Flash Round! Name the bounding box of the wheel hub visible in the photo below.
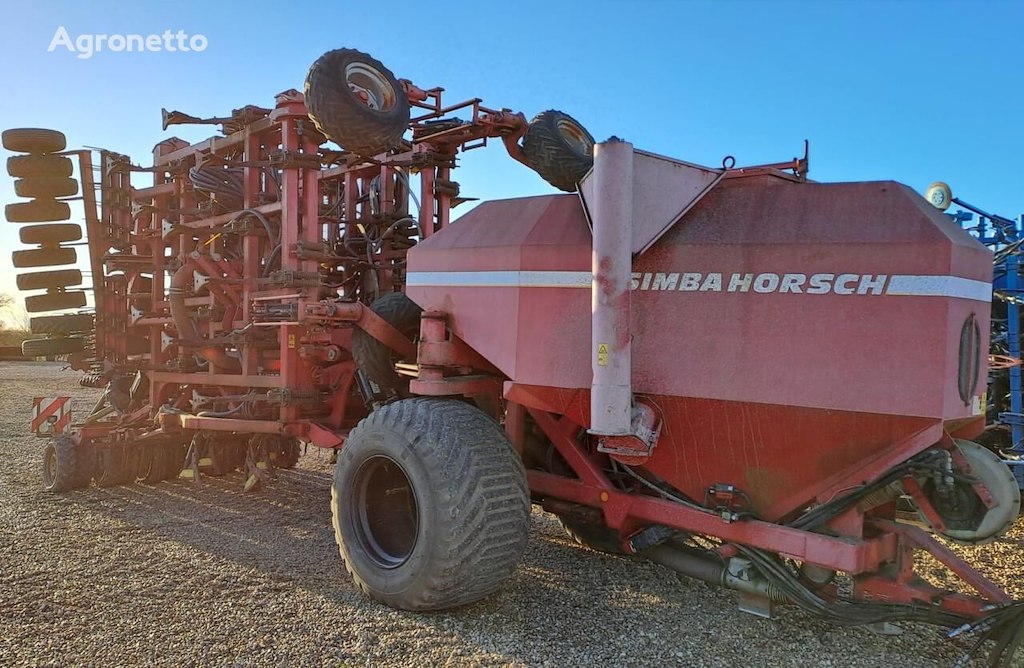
[345,62,396,112]
[923,440,1021,544]
[352,455,419,568]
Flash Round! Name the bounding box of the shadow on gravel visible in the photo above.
[47,468,963,668]
[66,466,342,582]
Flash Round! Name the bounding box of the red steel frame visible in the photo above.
[64,75,1014,626]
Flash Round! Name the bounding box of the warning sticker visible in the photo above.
[31,397,71,437]
[597,343,609,367]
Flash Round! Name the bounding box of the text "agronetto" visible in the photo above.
[48,27,208,59]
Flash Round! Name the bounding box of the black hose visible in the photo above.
[787,450,950,530]
[951,602,1024,667]
[736,545,967,628]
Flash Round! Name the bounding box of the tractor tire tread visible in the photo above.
[19,223,82,245]
[2,128,66,153]
[332,398,529,610]
[304,48,410,157]
[7,154,73,178]
[16,269,82,292]
[14,176,78,199]
[521,110,595,193]
[43,436,91,492]
[24,291,87,313]
[351,292,422,392]
[29,313,93,335]
[22,337,85,357]
[5,200,72,223]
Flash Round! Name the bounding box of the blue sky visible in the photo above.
[1,0,1022,315]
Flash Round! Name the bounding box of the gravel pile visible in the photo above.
[1,361,1021,667]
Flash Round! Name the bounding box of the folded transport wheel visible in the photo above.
[5,199,71,223]
[332,398,530,610]
[7,154,74,178]
[25,290,87,313]
[42,436,92,492]
[304,48,411,157]
[351,292,422,393]
[29,313,93,336]
[19,223,82,245]
[521,110,595,192]
[14,176,78,198]
[22,336,85,357]
[17,269,82,291]
[920,439,1021,544]
[2,128,67,153]
[12,246,76,268]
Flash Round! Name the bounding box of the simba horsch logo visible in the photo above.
[405,269,991,302]
[631,272,887,295]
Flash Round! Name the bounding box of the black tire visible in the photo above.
[352,293,422,393]
[123,445,146,483]
[8,154,74,178]
[162,442,186,481]
[25,291,87,313]
[19,223,82,245]
[42,436,91,492]
[201,439,240,476]
[332,398,530,610]
[5,199,71,223]
[30,313,93,335]
[22,337,85,357]
[15,177,78,198]
[96,444,132,487]
[2,128,66,153]
[558,516,626,555]
[17,269,82,291]
[269,437,301,469]
[12,247,77,268]
[521,110,595,192]
[141,445,168,484]
[305,48,410,157]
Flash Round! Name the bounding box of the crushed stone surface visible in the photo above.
[1,361,1021,667]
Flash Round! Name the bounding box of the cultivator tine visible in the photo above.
[161,108,232,131]
[242,439,272,493]
[179,437,201,482]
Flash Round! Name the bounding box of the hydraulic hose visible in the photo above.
[168,264,240,372]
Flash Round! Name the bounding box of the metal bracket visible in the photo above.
[266,388,320,406]
[261,270,320,288]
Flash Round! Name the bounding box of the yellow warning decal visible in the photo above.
[597,343,609,367]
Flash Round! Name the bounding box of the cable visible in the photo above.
[787,450,953,530]
[951,602,1024,667]
[614,461,717,515]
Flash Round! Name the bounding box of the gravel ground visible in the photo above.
[1,361,1021,667]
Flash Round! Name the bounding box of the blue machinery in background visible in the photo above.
[933,183,1024,489]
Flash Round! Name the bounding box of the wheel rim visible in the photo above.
[345,63,396,112]
[351,455,418,569]
[43,446,57,486]
[557,118,593,156]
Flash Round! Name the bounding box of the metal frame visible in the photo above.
[951,199,1024,487]
[32,65,1016,635]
